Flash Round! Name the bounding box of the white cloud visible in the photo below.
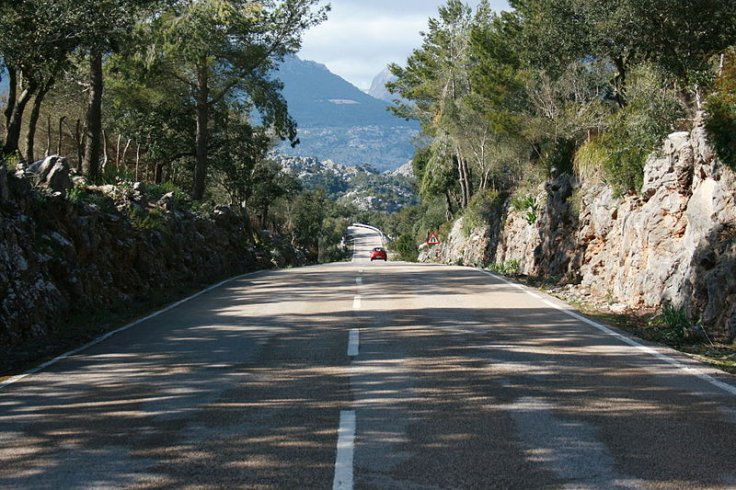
[299,0,511,90]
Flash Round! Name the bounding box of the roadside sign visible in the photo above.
[427,231,441,245]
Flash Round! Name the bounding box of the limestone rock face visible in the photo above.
[419,217,491,266]
[422,115,736,340]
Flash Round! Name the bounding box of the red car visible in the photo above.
[370,247,387,261]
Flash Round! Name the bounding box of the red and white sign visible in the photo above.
[427,231,441,245]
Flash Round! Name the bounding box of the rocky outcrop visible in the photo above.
[0,174,302,359]
[421,217,491,266]
[23,155,73,194]
[423,116,736,341]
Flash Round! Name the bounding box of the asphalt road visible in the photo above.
[1,225,735,489]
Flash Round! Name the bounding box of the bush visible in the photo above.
[463,189,502,235]
[392,234,419,262]
[143,181,189,205]
[600,63,685,194]
[658,304,691,347]
[488,259,521,276]
[510,194,537,225]
[705,49,736,170]
[129,206,168,232]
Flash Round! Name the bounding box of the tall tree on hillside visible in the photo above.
[72,0,161,181]
[510,0,736,107]
[0,0,78,158]
[388,0,475,209]
[149,0,328,201]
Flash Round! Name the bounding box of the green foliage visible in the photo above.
[4,153,20,173]
[598,64,685,193]
[66,186,117,213]
[657,304,691,347]
[143,181,190,209]
[511,193,537,225]
[392,234,420,262]
[488,259,521,276]
[573,140,608,182]
[318,215,350,263]
[129,206,167,232]
[705,49,736,170]
[463,189,502,235]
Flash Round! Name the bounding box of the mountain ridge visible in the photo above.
[275,56,417,171]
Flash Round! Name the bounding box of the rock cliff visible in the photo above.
[422,117,736,341]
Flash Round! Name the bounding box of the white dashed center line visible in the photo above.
[348,329,359,357]
[333,410,356,490]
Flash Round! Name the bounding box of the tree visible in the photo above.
[0,0,78,158]
[510,0,736,106]
[70,0,161,181]
[291,188,327,259]
[150,0,328,200]
[388,0,475,208]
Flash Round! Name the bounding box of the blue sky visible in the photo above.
[299,0,511,90]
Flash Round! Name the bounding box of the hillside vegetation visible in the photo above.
[383,0,736,344]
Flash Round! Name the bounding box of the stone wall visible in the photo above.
[422,117,736,341]
[0,173,298,353]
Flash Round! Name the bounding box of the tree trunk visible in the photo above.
[613,56,627,109]
[121,138,131,167]
[82,49,104,180]
[115,134,122,167]
[57,116,66,155]
[24,81,53,163]
[135,142,141,179]
[45,115,51,157]
[4,77,37,157]
[102,129,109,173]
[0,160,9,203]
[455,145,472,209]
[444,190,454,221]
[73,119,84,171]
[3,66,17,130]
[192,58,210,201]
[154,163,164,184]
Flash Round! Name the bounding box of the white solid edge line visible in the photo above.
[348,329,360,357]
[353,295,362,310]
[480,269,736,397]
[333,410,356,490]
[0,271,262,391]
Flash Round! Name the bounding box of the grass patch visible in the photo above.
[488,259,521,276]
[510,275,736,375]
[557,297,736,375]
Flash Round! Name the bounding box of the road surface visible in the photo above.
[1,224,735,489]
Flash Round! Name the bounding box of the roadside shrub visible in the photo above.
[600,63,685,194]
[510,194,537,225]
[573,139,608,183]
[463,189,502,235]
[143,181,190,209]
[488,259,521,276]
[392,233,419,262]
[705,49,736,170]
[129,206,168,232]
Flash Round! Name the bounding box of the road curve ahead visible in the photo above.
[1,251,735,488]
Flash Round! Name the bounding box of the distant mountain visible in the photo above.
[367,67,396,102]
[274,56,418,171]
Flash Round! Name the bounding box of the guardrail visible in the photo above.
[350,222,386,246]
